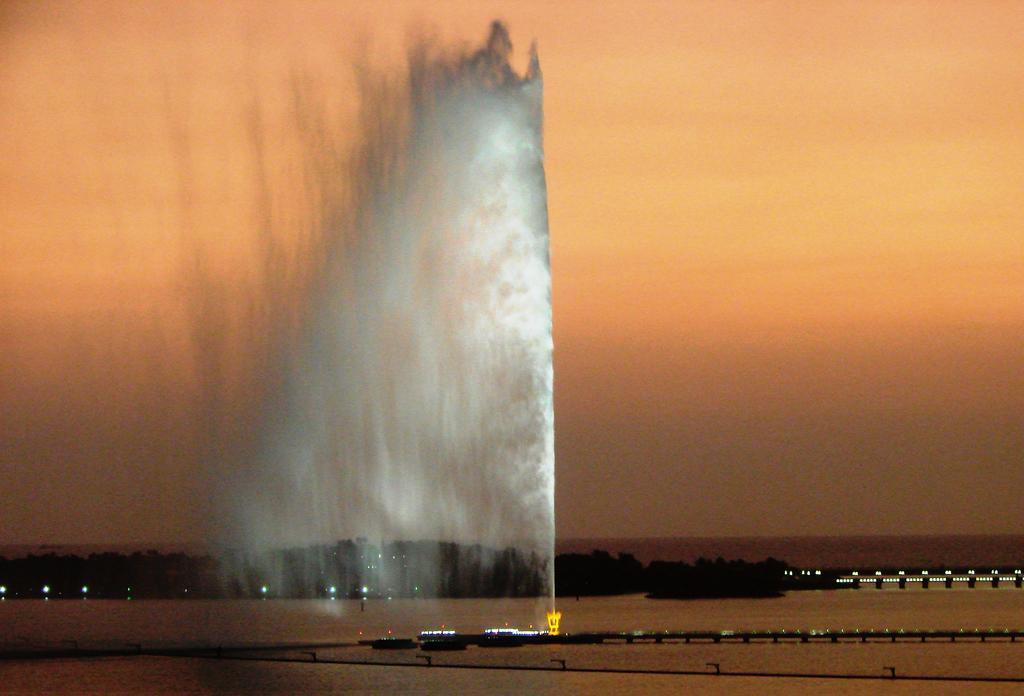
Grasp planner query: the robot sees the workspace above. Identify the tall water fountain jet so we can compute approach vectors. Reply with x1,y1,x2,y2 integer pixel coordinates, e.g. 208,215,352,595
232,22,555,606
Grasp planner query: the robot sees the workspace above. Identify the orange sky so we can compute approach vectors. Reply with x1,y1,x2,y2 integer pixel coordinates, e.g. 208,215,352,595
1,1,1022,543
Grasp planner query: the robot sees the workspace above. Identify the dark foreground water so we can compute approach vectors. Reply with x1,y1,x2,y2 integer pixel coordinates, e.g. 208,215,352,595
2,588,1023,693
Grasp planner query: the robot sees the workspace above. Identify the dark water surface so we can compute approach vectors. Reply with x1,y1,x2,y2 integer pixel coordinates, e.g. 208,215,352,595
2,589,1023,693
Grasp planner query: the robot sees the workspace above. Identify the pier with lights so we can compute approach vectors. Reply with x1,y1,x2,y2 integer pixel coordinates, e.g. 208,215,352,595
829,567,1024,589
354,626,1024,650
358,607,1024,650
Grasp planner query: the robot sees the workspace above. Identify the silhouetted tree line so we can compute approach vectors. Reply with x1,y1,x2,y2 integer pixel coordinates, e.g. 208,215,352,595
0,540,547,599
556,552,795,599
646,556,790,598
1,545,838,600
0,550,219,599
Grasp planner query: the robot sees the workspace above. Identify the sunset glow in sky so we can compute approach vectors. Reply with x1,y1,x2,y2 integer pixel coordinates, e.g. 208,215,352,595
1,1,1021,544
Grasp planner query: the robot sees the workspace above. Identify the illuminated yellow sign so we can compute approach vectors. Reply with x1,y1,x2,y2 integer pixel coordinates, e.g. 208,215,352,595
546,610,562,636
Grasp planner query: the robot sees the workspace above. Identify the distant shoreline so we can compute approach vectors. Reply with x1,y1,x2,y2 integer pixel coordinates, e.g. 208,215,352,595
2,533,1021,574
4,538,1019,601
556,534,1024,568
